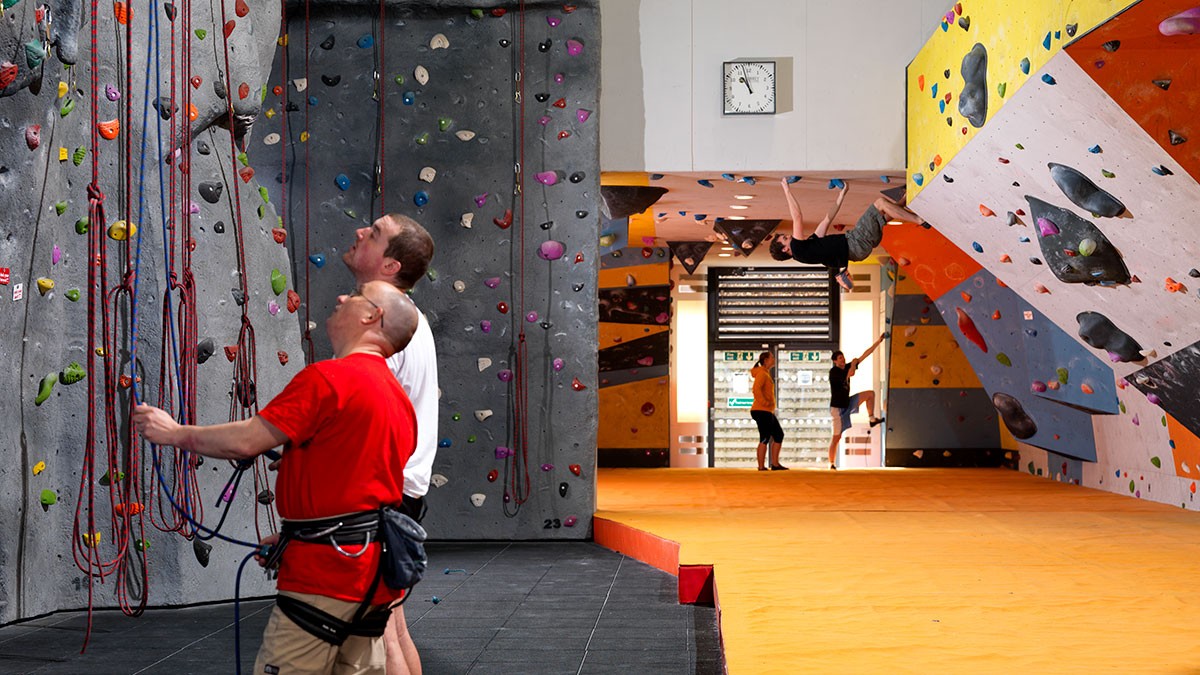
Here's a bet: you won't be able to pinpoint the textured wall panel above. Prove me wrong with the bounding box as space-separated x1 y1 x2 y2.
885 387 1003 451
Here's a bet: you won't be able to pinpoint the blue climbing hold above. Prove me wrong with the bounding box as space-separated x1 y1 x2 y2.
309 253 326 267
913 173 924 186
308 96 318 106
335 174 350 190
721 173 735 181
880 176 890 183
357 34 374 48
785 175 801 184
403 91 415 105
1041 73 1056 85
678 211 687 216
1020 58 1030 75
694 214 707 220
414 190 429 207
1088 145 1102 154
828 179 845 189
939 99 946 114
972 241 983 253
1019 236 1030 243
437 438 451 448
1043 32 1052 50
1151 165 1172 176
941 20 949 32
1024 328 1038 337
697 179 713 188
931 83 938 98
741 176 756 185
649 173 664 180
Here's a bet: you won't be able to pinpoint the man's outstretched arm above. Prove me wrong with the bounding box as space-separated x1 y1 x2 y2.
781 178 805 238
814 184 849 238
132 403 289 460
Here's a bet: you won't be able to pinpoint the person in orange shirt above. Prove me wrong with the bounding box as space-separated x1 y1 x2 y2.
750 351 787 471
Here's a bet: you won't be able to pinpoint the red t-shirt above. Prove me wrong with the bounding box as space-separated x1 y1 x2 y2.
257 352 416 604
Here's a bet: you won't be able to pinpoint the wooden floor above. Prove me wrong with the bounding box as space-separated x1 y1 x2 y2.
595 467 1200 674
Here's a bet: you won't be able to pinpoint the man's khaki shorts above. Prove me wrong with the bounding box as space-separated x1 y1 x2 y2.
253 591 387 675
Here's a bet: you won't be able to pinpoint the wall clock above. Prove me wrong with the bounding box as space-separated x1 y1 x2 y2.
723 61 776 115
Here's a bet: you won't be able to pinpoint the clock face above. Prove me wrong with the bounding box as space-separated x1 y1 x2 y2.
723 61 776 115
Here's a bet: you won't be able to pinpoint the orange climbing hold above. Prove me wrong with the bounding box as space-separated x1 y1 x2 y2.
98 119 120 140
113 2 130 24
933 154 942 167
955 307 988 353
1080 383 1095 395
960 291 972 302
979 204 995 217
188 103 198 121
286 289 301 313
992 310 1001 320
114 502 145 517
1165 277 1183 292
999 254 1012 263
1035 283 1050 294
918 74 925 91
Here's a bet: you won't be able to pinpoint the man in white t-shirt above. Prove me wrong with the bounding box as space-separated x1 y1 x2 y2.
343 212 437 675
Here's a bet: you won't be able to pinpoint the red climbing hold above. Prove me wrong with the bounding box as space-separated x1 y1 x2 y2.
286 289 300 313
238 82 250 99
0 62 17 90
238 166 255 183
272 227 287 243
224 345 239 361
571 377 586 391
562 4 577 12
553 98 566 108
25 125 41 150
491 8 506 16
224 20 236 37
277 351 289 365
235 0 249 17
487 469 499 482
569 464 582 476
272 85 283 96
955 307 988 353
493 208 512 229
191 76 202 89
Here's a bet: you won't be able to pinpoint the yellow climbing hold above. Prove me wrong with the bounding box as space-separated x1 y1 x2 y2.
299 131 309 142
33 461 46 475
59 147 69 161
108 219 137 241
277 34 288 46
265 107 275 119
82 532 101 548
58 81 68 98
36 277 55 295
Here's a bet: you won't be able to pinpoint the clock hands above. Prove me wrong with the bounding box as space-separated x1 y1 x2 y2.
740 64 754 94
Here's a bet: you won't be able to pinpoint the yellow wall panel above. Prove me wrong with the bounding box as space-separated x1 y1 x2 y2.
906 0 1136 199
597 378 669 449
600 171 649 186
598 262 669 289
628 210 656 243
889 325 984 389
599 323 668 349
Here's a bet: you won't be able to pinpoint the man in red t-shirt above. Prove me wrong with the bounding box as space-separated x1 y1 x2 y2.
133 280 420 674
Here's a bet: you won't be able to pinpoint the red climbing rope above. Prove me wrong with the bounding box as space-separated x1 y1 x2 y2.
301 0 314 363
376 0 386 214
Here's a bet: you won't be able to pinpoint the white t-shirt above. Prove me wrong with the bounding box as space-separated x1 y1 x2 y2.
387 310 438 498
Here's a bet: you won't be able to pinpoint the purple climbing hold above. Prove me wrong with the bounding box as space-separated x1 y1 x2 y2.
538 115 551 126
565 39 584 55
1147 393 1161 405
474 193 489 207
484 277 501 289
525 311 538 323
537 240 565 261
540 463 554 472
535 171 558 186
105 84 121 101
554 73 565 84
480 320 492 333
495 446 514 459
547 15 561 27
268 301 280 316
1160 7 1200 35
497 369 513 382
1036 217 1060 237
1031 380 1047 393
576 108 591 123
552 358 565 371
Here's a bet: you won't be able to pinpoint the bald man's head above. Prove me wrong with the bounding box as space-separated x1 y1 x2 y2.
363 280 419 356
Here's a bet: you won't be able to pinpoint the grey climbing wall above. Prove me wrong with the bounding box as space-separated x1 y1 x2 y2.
0 0 304 625
251 1 600 541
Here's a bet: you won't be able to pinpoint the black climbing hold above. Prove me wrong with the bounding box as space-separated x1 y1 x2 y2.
232 288 246 305
558 482 568 497
958 43 988 129
236 380 257 407
199 181 223 204
946 117 953 126
213 221 225 234
1047 163 1126 217
193 539 212 567
197 140 211 155
1101 40 1120 52
321 35 335 50
1077 311 1142 362
196 338 215 364
1026 195 1130 284
499 39 511 48
928 161 935 171
1066 23 1077 37
539 39 551 52
214 78 225 99
152 97 176 120
535 92 549 102
257 489 275 505
164 3 176 21
539 220 554 230
1188 268 1199 278
286 101 300 112
1012 181 1020 187
569 171 585 183
1168 130 1187 145
600 186 668 220
1153 79 1171 91
943 69 950 78
943 175 954 183
992 392 1037 439
1030 257 1042 265
572 283 585 292
540 321 552 330
575 210 588 218
321 74 341 87
958 15 970 30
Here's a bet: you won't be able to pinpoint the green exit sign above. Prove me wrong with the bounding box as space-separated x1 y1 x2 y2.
787 351 823 362
727 396 754 408
722 351 757 362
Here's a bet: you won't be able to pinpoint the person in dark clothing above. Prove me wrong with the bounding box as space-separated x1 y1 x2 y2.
769 178 922 290
750 351 787 471
827 333 888 470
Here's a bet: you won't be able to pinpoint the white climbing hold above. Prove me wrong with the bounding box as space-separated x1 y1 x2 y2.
292 78 308 92
1140 348 1157 359
307 321 317 331
477 357 492 372
429 33 449 50
452 280 466 293
263 133 281 146
419 166 437 183
414 65 429 86
474 409 493 422
460 213 474 228
430 473 448 488
455 130 476 142
469 493 486 507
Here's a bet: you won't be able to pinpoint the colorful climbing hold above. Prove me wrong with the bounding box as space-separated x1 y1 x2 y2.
107 220 136 241
34 373 56 405
955 307 988 353
270 269 286 295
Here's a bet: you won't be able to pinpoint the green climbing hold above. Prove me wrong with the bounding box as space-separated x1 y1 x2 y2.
394 75 405 86
1015 143 1024 150
195 28 207 39
60 361 86 384
135 539 150 551
426 269 438 281
40 489 57 507
34 373 56 406
60 98 76 117
1119 401 1126 414
996 353 1012 367
238 152 249 167
65 289 80 302
467 434 476 443
259 186 270 203
1128 479 1136 493
1056 368 1068 384
99 469 126 486
1101 169 1115 178
1151 456 1162 468
75 217 90 234
470 8 483 18
344 209 357 219
25 40 46 69
1078 238 1097 257
55 201 68 216
452 413 461 421
2 0 22 9
415 132 430 145
438 117 452 132
257 204 266 219
997 82 1006 97
1027 462 1035 475
270 269 286 295
73 146 87 166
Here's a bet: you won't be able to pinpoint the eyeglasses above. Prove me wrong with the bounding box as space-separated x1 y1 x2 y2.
349 289 384 330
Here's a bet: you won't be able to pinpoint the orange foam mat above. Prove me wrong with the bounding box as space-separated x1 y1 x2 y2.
596 468 1200 674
